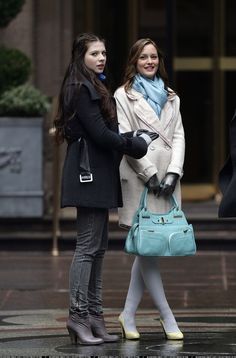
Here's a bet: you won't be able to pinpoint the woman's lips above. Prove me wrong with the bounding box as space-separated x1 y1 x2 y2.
145 66 155 70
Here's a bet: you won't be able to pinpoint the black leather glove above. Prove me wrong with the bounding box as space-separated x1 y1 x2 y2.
133 129 159 143
158 173 179 197
145 174 160 195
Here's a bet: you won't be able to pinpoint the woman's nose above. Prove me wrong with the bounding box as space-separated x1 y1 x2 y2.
99 53 105 61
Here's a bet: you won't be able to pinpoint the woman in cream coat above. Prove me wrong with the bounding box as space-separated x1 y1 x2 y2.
114 38 185 340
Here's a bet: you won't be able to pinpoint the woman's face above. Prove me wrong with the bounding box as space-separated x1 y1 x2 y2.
84 41 106 74
136 43 159 79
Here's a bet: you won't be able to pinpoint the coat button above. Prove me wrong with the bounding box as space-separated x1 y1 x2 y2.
165 145 170 150
150 146 155 151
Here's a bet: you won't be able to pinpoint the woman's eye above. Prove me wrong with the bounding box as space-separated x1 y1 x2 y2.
139 54 158 60
90 51 106 57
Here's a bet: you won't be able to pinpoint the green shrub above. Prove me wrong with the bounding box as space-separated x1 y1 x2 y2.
0 46 31 94
0 84 51 117
0 0 25 27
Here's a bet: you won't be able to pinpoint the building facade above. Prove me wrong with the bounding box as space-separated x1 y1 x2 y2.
1 0 235 212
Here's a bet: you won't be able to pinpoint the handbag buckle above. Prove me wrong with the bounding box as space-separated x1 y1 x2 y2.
80 172 93 183
174 214 183 218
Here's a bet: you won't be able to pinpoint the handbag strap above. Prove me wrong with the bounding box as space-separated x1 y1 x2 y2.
140 187 179 211
78 137 92 173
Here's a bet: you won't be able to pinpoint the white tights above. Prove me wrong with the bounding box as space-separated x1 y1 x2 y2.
122 256 181 333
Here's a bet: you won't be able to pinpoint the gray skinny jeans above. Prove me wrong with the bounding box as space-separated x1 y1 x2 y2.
69 207 108 317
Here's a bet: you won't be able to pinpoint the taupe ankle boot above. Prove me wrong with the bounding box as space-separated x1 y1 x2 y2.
67 312 104 345
89 313 119 342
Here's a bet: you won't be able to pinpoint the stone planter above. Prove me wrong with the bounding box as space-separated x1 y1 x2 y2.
0 117 43 217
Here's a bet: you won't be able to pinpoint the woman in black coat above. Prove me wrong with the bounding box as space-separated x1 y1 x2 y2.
54 33 157 346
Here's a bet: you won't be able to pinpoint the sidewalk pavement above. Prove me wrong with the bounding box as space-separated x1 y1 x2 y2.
0 249 236 357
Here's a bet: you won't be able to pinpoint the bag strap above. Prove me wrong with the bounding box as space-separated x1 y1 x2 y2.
138 186 148 208
140 187 179 211
78 137 92 173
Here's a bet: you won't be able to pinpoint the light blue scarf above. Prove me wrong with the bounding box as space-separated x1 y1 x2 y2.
132 74 168 117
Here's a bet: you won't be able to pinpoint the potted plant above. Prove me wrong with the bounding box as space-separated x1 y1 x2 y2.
0 0 25 28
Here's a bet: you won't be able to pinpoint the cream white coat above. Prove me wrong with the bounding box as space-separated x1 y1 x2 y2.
114 86 185 227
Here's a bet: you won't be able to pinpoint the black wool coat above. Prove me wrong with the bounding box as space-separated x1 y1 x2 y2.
218 110 236 217
61 79 148 209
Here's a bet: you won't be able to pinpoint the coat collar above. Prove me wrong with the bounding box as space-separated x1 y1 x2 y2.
81 79 101 100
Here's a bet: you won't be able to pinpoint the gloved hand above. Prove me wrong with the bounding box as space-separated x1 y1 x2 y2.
133 129 159 145
145 174 160 195
158 173 179 197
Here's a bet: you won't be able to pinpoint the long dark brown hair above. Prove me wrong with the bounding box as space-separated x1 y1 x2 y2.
123 38 169 92
54 33 116 144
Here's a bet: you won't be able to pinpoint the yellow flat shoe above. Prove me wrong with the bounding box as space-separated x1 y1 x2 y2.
160 319 184 340
118 314 140 340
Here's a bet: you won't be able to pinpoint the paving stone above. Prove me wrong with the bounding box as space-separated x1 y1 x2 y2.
0 250 236 356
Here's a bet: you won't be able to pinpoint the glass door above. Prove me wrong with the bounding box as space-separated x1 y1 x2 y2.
73 0 236 200
174 0 236 200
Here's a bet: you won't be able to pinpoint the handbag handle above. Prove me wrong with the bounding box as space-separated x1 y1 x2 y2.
140 187 179 211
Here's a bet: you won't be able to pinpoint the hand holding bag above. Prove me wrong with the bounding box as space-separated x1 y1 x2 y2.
124 187 196 256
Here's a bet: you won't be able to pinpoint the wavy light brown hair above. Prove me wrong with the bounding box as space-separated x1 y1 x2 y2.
123 38 169 92
54 33 116 144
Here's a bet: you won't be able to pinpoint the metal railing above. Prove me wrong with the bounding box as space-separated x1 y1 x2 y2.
49 98 61 256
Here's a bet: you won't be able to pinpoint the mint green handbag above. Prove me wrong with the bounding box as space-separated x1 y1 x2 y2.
124 187 196 256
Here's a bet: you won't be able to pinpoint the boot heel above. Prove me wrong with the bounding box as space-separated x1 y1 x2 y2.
67 327 77 344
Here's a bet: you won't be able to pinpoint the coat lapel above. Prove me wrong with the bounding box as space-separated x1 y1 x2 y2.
127 89 174 148
160 100 175 130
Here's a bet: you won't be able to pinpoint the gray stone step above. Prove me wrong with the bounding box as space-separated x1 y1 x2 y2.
1 200 236 247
